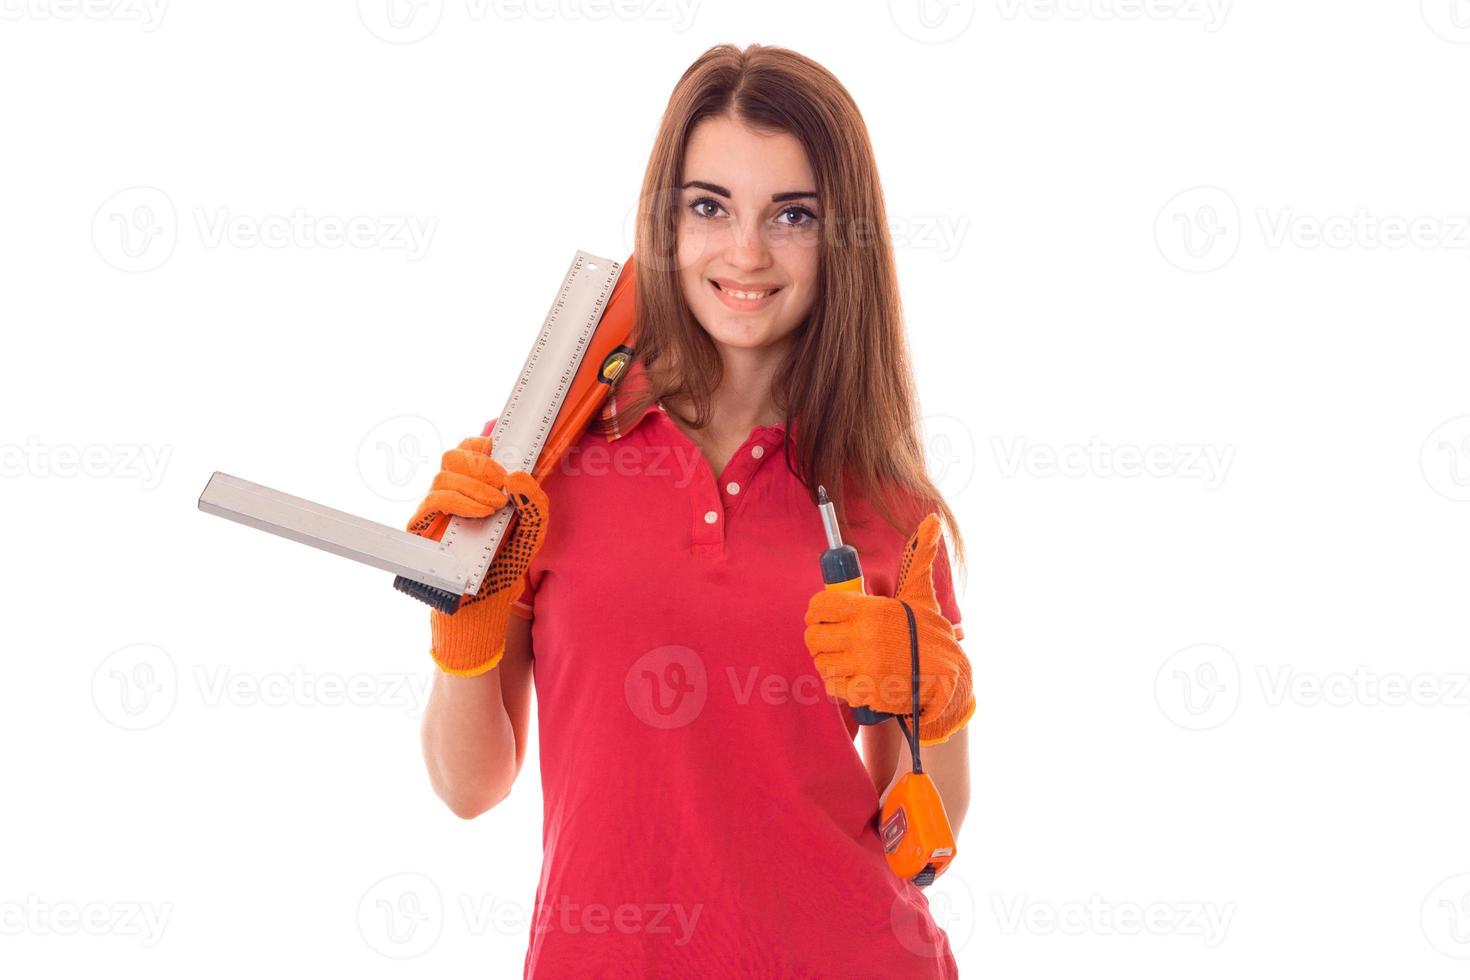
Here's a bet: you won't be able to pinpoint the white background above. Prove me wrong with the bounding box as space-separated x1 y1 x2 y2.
3 0 1469 977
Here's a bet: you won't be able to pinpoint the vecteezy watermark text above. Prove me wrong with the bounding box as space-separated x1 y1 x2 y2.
1156 643 1470 731
992 436 1234 489
93 187 437 272
357 0 699 44
0 438 171 489
1157 185 1470 273
992 894 1235 946
0 896 173 947
357 872 704 960
996 0 1230 31
0 0 167 29
93 644 434 731
193 208 436 258
1257 209 1470 251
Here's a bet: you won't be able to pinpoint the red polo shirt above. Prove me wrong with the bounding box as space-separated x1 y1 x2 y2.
487 358 965 978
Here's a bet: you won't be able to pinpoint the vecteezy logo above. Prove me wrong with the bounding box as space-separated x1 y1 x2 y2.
920 414 977 498
358 872 443 958
624 645 707 729
1421 416 1470 502
1154 643 1240 730
623 189 698 274
92 186 177 273
358 415 443 503
1422 0 1470 42
357 0 443 43
1155 186 1240 273
889 0 976 43
891 867 977 957
92 643 178 730
1422 873 1470 958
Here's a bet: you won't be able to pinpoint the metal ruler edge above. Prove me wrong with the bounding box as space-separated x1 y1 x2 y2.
439 250 622 595
198 471 468 595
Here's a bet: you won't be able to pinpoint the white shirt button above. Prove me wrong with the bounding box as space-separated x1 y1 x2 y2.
751 445 764 459
704 510 718 524
726 481 740 495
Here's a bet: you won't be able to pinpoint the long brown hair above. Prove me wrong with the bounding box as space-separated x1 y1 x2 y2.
600 42 967 584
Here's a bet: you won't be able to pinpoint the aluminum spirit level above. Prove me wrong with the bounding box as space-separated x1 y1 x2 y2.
198 250 636 614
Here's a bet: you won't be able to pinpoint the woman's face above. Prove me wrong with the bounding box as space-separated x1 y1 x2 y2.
675 114 821 354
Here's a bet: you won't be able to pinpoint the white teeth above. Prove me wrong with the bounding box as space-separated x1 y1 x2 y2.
717 283 775 300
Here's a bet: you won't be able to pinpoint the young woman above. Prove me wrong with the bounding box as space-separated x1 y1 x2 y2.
412 43 975 979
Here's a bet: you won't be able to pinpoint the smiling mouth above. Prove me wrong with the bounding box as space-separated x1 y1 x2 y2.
710 279 782 300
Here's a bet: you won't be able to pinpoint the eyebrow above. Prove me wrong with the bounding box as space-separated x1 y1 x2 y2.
681 180 817 203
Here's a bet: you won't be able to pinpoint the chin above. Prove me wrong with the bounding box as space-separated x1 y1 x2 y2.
709 332 776 351
705 328 771 350
695 310 783 349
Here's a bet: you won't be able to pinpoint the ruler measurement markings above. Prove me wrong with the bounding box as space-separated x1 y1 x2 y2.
445 253 621 592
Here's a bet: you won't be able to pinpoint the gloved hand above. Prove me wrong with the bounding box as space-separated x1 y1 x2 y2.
803 513 974 745
406 435 549 677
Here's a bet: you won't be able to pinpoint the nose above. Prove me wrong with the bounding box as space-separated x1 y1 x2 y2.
724 214 773 271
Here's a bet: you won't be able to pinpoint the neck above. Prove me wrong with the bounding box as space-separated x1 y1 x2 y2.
668 338 790 435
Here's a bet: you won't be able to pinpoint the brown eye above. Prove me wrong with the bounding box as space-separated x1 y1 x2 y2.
779 206 817 227
688 197 725 219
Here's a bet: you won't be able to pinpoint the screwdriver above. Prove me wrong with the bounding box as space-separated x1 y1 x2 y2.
816 484 893 726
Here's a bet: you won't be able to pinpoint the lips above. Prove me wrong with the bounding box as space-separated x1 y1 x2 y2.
708 278 783 313
710 279 781 299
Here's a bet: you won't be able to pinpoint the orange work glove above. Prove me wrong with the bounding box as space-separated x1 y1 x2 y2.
405 435 549 677
803 513 975 745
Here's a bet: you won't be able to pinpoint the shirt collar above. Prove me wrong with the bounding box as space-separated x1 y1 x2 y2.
601 356 663 442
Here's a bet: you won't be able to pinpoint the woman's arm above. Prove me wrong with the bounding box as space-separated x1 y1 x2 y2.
861 708 971 837
904 725 970 837
859 716 904 796
420 614 534 819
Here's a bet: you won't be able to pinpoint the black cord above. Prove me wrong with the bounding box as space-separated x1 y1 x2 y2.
892 599 922 775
